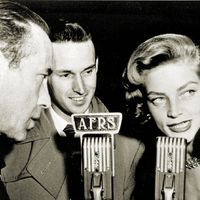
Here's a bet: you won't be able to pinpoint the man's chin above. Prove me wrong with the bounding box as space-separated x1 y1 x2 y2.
72 104 91 114
13 131 27 142
27 119 36 130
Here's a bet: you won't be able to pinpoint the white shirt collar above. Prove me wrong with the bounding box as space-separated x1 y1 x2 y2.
49 107 70 136
49 106 90 137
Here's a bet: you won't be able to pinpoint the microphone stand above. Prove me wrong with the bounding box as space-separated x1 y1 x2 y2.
155 137 186 200
71 113 122 200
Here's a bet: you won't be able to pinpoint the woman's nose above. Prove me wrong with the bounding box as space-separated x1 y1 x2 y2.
167 98 182 118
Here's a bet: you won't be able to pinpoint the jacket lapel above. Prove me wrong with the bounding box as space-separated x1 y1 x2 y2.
26 109 68 198
27 139 67 198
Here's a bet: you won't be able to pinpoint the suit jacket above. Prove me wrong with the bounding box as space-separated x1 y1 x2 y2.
1 97 144 200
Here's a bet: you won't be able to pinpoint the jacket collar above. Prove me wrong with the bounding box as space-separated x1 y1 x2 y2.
3 109 67 198
19 109 53 144
26 109 68 198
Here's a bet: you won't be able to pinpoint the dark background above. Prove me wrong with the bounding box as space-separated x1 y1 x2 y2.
15 0 200 112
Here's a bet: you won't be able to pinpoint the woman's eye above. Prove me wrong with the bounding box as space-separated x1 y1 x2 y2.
182 89 196 97
149 97 166 106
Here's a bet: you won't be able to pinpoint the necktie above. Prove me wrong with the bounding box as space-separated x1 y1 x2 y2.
63 124 76 138
63 125 84 200
0 156 9 200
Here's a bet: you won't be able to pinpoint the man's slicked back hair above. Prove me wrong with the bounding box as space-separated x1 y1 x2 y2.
50 20 92 43
0 1 49 67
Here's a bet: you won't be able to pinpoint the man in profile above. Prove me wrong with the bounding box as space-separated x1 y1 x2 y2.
2 21 143 200
0 1 53 199
0 1 52 141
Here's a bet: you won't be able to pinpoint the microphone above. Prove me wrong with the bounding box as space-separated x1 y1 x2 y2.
155 137 186 200
71 113 122 200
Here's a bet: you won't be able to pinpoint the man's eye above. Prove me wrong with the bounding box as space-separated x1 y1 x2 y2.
62 73 70 78
55 73 71 78
86 69 93 74
83 68 95 76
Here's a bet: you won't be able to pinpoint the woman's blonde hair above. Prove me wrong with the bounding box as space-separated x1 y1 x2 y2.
122 33 200 124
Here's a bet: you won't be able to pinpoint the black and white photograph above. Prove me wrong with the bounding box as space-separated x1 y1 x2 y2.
1 1 200 199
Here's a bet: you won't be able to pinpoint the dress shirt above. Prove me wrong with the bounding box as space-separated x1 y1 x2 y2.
49 107 71 137
49 107 89 137
49 107 84 199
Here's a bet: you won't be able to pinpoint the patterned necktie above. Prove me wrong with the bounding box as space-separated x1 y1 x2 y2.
63 124 84 200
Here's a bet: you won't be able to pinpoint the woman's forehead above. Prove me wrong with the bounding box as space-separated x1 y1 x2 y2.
144 61 200 92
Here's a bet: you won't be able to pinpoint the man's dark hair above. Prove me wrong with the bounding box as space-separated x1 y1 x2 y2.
50 20 92 43
0 1 49 67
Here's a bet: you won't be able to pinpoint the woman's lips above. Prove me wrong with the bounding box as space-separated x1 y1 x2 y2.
168 120 191 133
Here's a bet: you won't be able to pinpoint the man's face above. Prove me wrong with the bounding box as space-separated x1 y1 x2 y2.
48 40 97 119
0 23 52 141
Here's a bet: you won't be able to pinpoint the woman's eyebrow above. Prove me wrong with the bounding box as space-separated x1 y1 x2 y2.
147 91 165 96
177 81 199 91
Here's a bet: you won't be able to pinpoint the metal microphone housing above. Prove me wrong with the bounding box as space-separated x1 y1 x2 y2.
72 113 122 200
155 137 186 200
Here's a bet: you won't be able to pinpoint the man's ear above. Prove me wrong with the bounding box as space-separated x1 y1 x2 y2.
95 57 99 73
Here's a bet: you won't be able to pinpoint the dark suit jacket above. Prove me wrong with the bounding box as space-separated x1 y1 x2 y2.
1 97 144 200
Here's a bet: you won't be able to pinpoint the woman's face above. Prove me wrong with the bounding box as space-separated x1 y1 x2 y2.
145 60 200 142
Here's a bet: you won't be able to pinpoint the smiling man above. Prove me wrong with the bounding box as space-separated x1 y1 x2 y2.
2 22 108 200
48 23 103 122
2 21 142 200
47 23 108 199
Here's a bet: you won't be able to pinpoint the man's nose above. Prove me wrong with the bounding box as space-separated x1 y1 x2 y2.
72 75 86 95
37 78 51 109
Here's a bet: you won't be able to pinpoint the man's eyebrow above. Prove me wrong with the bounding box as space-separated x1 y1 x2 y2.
83 64 96 71
52 64 96 74
53 69 72 74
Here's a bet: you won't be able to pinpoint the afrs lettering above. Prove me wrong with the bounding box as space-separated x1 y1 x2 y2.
78 116 117 131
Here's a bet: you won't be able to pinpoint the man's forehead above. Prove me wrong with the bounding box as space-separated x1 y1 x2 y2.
28 22 53 68
52 40 95 56
52 40 96 71
29 22 52 52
